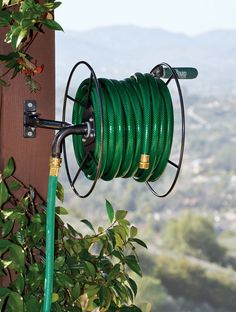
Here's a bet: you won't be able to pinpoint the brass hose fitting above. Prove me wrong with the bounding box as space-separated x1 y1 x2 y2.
49 157 62 177
139 154 150 170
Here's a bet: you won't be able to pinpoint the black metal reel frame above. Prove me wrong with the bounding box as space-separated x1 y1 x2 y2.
147 62 186 198
62 61 104 198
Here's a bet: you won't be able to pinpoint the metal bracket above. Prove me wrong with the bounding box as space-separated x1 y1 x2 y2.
23 100 76 138
24 100 37 138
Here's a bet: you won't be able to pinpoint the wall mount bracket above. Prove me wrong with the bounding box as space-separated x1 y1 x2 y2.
24 100 74 138
23 99 93 157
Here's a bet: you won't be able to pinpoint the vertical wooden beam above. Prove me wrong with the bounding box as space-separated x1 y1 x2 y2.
0 29 55 199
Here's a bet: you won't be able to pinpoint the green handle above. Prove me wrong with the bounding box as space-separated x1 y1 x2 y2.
154 66 198 79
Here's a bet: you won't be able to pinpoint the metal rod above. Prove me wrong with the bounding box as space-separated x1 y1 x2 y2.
26 115 72 130
168 160 179 169
52 124 88 158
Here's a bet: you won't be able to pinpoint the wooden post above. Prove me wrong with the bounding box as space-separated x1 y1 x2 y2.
0 29 55 199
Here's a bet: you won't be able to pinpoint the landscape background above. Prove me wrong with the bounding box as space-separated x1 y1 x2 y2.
55 26 236 311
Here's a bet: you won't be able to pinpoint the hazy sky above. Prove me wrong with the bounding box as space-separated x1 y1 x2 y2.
56 0 236 36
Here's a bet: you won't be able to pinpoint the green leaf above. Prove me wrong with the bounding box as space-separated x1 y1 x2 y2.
2 209 14 219
43 1 62 10
114 225 127 241
81 219 96 234
125 285 134 302
15 28 28 48
84 261 96 278
14 273 24 294
29 263 40 272
85 284 99 297
15 229 25 246
56 181 64 202
0 259 12 269
115 210 128 220
0 180 10 207
130 226 138 238
25 297 41 312
8 179 22 192
0 10 11 26
106 229 116 247
55 272 74 288
128 238 147 249
125 255 142 277
120 305 142 312
72 282 81 300
106 199 114 222
43 19 63 31
7 292 23 311
0 239 11 256
2 219 14 237
107 263 120 282
0 287 11 310
67 223 80 237
55 206 68 215
52 293 59 303
3 158 15 178
9 244 25 272
0 79 8 87
127 277 138 296
54 256 65 270
31 213 44 224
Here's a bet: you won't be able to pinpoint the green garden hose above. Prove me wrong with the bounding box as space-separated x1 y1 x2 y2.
72 73 174 183
43 158 61 312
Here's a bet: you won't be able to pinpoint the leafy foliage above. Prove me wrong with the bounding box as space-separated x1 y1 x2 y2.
0 0 62 91
0 158 146 311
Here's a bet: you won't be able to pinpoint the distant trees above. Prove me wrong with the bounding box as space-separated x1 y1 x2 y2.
155 255 236 311
162 212 225 263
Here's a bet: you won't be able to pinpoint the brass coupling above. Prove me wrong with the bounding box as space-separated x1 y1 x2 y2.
49 157 62 177
139 154 150 170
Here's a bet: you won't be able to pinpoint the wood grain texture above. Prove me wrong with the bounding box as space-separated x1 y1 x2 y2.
0 28 55 199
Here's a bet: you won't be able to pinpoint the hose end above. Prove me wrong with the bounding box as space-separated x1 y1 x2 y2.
139 154 150 170
49 157 62 177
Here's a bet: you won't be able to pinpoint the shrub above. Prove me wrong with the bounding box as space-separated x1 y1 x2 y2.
0 158 147 311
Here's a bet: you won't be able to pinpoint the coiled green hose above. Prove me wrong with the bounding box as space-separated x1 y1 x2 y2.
72 73 174 182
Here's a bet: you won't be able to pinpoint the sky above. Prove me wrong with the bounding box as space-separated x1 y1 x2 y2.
56 0 236 36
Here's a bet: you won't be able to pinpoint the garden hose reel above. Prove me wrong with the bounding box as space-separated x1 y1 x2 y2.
24 61 198 198
24 61 197 312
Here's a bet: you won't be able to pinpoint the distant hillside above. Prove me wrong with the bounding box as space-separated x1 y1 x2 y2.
56 26 236 97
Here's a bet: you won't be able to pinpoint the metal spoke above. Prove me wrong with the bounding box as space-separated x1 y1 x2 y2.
85 73 93 108
71 152 89 186
168 159 179 169
166 74 173 86
88 151 98 165
66 94 80 104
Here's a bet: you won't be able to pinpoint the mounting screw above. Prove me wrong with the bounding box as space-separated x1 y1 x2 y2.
27 130 33 137
24 126 36 138
82 138 86 142
24 100 36 112
27 102 33 108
